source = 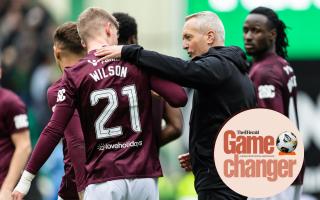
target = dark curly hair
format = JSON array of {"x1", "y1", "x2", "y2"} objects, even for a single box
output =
[
  {"x1": 250, "y1": 7, "x2": 289, "y2": 59},
  {"x1": 112, "y1": 12, "x2": 137, "y2": 45}
]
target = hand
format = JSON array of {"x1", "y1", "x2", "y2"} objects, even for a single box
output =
[
  {"x1": 0, "y1": 189, "x2": 13, "y2": 200},
  {"x1": 178, "y1": 153, "x2": 192, "y2": 172},
  {"x1": 95, "y1": 45, "x2": 123, "y2": 62},
  {"x1": 12, "y1": 170, "x2": 34, "y2": 200},
  {"x1": 11, "y1": 191, "x2": 24, "y2": 200}
]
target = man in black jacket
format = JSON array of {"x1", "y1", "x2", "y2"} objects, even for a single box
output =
[{"x1": 95, "y1": 11, "x2": 256, "y2": 200}]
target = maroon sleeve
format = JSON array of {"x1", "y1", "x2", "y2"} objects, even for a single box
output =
[
  {"x1": 150, "y1": 75, "x2": 187, "y2": 107},
  {"x1": 26, "y1": 72, "x2": 77, "y2": 174},
  {"x1": 26, "y1": 106, "x2": 74, "y2": 174},
  {"x1": 5, "y1": 95, "x2": 29, "y2": 134},
  {"x1": 64, "y1": 111, "x2": 86, "y2": 191},
  {"x1": 254, "y1": 67, "x2": 285, "y2": 113}
]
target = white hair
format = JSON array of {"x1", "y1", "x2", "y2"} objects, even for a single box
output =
[{"x1": 186, "y1": 11, "x2": 225, "y2": 43}]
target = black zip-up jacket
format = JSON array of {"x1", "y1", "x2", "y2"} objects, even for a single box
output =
[{"x1": 121, "y1": 45, "x2": 256, "y2": 192}]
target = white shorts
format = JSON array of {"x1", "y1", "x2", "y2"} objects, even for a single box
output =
[
  {"x1": 84, "y1": 178, "x2": 159, "y2": 200},
  {"x1": 248, "y1": 185, "x2": 302, "y2": 200}
]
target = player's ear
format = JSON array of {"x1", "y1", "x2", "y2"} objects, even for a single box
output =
[
  {"x1": 104, "y1": 22, "x2": 112, "y2": 37},
  {"x1": 207, "y1": 30, "x2": 215, "y2": 45},
  {"x1": 81, "y1": 39, "x2": 86, "y2": 48},
  {"x1": 53, "y1": 45, "x2": 60, "y2": 61},
  {"x1": 269, "y1": 28, "x2": 277, "y2": 42}
]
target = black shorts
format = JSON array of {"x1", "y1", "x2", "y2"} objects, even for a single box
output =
[{"x1": 198, "y1": 188, "x2": 247, "y2": 200}]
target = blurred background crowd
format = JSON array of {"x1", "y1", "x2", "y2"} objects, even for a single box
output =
[{"x1": 1, "y1": 0, "x2": 320, "y2": 199}]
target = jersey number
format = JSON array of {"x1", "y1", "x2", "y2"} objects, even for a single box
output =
[{"x1": 90, "y1": 85, "x2": 142, "y2": 139}]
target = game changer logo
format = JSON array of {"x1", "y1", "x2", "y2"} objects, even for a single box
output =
[{"x1": 214, "y1": 109, "x2": 304, "y2": 198}]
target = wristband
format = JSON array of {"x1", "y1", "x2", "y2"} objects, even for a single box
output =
[{"x1": 13, "y1": 170, "x2": 35, "y2": 195}]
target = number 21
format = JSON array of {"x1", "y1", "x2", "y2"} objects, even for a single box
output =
[{"x1": 90, "y1": 85, "x2": 141, "y2": 139}]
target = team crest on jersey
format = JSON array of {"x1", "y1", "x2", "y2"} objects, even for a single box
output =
[
  {"x1": 258, "y1": 85, "x2": 275, "y2": 99},
  {"x1": 56, "y1": 89, "x2": 66, "y2": 102},
  {"x1": 88, "y1": 59, "x2": 99, "y2": 66}
]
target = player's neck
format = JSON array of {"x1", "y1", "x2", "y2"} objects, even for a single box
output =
[
  {"x1": 253, "y1": 48, "x2": 275, "y2": 62},
  {"x1": 86, "y1": 38, "x2": 112, "y2": 52},
  {"x1": 59, "y1": 55, "x2": 82, "y2": 72}
]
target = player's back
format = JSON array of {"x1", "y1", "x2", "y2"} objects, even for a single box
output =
[{"x1": 61, "y1": 50, "x2": 162, "y2": 186}]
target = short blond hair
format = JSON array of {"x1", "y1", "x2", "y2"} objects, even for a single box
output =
[
  {"x1": 77, "y1": 7, "x2": 119, "y2": 43},
  {"x1": 186, "y1": 11, "x2": 225, "y2": 42}
]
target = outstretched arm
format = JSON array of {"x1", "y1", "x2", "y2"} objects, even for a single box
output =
[
  {"x1": 95, "y1": 45, "x2": 231, "y2": 89},
  {"x1": 26, "y1": 106, "x2": 74, "y2": 174}
]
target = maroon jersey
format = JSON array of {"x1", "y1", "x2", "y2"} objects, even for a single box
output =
[
  {"x1": 47, "y1": 79, "x2": 85, "y2": 198},
  {"x1": 26, "y1": 50, "x2": 187, "y2": 188},
  {"x1": 249, "y1": 52, "x2": 303, "y2": 184},
  {"x1": 0, "y1": 88, "x2": 29, "y2": 186},
  {"x1": 249, "y1": 52, "x2": 298, "y2": 125}
]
